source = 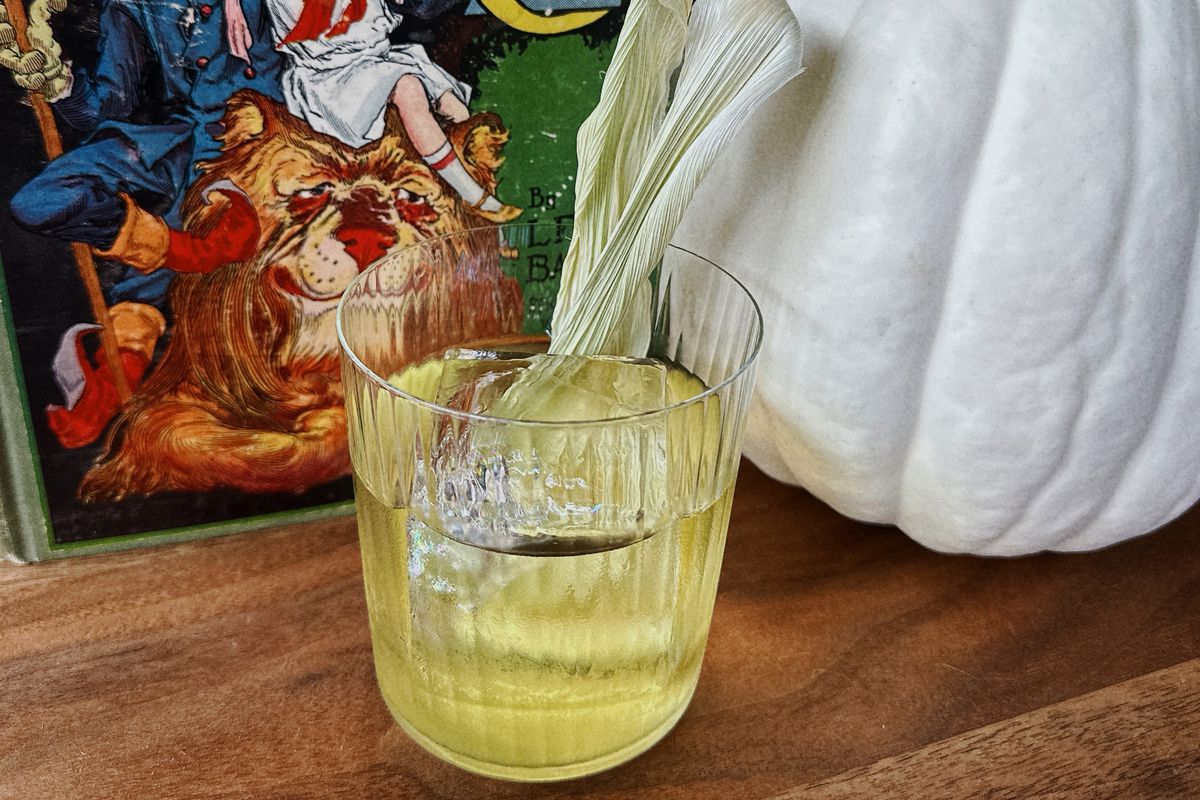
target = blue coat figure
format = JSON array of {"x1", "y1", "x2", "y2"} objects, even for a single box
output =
[
  {"x1": 8, "y1": 0, "x2": 284, "y2": 448},
  {"x1": 10, "y1": 0, "x2": 284, "y2": 306}
]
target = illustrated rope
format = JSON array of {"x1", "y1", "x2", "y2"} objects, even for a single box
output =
[{"x1": 0, "y1": 0, "x2": 69, "y2": 96}]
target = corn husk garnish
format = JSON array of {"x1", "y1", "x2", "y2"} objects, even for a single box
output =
[
  {"x1": 446, "y1": 0, "x2": 804, "y2": 425},
  {"x1": 550, "y1": 0, "x2": 805, "y2": 356}
]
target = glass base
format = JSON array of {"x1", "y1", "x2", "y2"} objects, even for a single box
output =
[{"x1": 385, "y1": 686, "x2": 697, "y2": 782}]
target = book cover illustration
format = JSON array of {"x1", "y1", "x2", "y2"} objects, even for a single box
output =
[{"x1": 0, "y1": 0, "x2": 622, "y2": 560}]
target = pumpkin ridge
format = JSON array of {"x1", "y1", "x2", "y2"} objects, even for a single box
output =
[
  {"x1": 893, "y1": 0, "x2": 1023, "y2": 546},
  {"x1": 1002, "y1": 1, "x2": 1146, "y2": 545},
  {"x1": 1055, "y1": 0, "x2": 1200, "y2": 550},
  {"x1": 1082, "y1": 232, "x2": 1198, "y2": 548}
]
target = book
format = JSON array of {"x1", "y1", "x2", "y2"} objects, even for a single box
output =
[{"x1": 0, "y1": 0, "x2": 623, "y2": 561}]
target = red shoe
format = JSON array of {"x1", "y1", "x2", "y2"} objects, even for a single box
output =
[{"x1": 46, "y1": 330, "x2": 150, "y2": 449}]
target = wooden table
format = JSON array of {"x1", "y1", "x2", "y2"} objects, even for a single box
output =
[{"x1": 2, "y1": 463, "x2": 1198, "y2": 799}]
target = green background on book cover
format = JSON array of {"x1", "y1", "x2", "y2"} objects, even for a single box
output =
[{"x1": 470, "y1": 32, "x2": 616, "y2": 333}]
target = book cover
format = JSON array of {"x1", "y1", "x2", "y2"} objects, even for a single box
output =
[{"x1": 0, "y1": 0, "x2": 621, "y2": 561}]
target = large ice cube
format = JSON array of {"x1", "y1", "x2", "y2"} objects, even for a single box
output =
[
  {"x1": 484, "y1": 353, "x2": 669, "y2": 422},
  {"x1": 397, "y1": 350, "x2": 718, "y2": 626},
  {"x1": 434, "y1": 348, "x2": 536, "y2": 414},
  {"x1": 432, "y1": 349, "x2": 671, "y2": 421},
  {"x1": 412, "y1": 351, "x2": 682, "y2": 553}
]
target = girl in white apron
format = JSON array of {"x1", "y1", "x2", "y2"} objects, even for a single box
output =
[{"x1": 223, "y1": 0, "x2": 520, "y2": 221}]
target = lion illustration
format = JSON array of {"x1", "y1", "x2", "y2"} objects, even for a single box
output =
[{"x1": 79, "y1": 90, "x2": 523, "y2": 502}]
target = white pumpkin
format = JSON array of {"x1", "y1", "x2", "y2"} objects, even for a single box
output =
[{"x1": 675, "y1": 0, "x2": 1200, "y2": 555}]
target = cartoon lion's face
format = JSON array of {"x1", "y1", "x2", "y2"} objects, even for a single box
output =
[
  {"x1": 187, "y1": 91, "x2": 512, "y2": 362},
  {"x1": 77, "y1": 92, "x2": 525, "y2": 503}
]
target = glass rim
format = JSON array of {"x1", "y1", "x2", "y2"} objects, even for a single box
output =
[{"x1": 335, "y1": 223, "x2": 763, "y2": 428}]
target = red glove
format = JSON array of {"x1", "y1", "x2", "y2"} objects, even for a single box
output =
[
  {"x1": 47, "y1": 345, "x2": 150, "y2": 449},
  {"x1": 165, "y1": 185, "x2": 261, "y2": 274}
]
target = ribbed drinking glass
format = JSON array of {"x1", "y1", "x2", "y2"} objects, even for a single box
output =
[{"x1": 337, "y1": 224, "x2": 762, "y2": 781}]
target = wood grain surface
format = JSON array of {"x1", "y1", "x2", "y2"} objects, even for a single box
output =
[
  {"x1": 784, "y1": 659, "x2": 1200, "y2": 800},
  {"x1": 2, "y1": 462, "x2": 1198, "y2": 800}
]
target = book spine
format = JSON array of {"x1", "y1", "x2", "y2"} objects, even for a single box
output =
[
  {"x1": 0, "y1": 278, "x2": 49, "y2": 563},
  {"x1": 0, "y1": 487, "x2": 14, "y2": 562}
]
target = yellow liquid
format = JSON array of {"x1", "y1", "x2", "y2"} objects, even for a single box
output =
[{"x1": 352, "y1": 357, "x2": 734, "y2": 781}]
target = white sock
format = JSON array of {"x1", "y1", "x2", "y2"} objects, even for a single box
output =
[{"x1": 423, "y1": 141, "x2": 501, "y2": 211}]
